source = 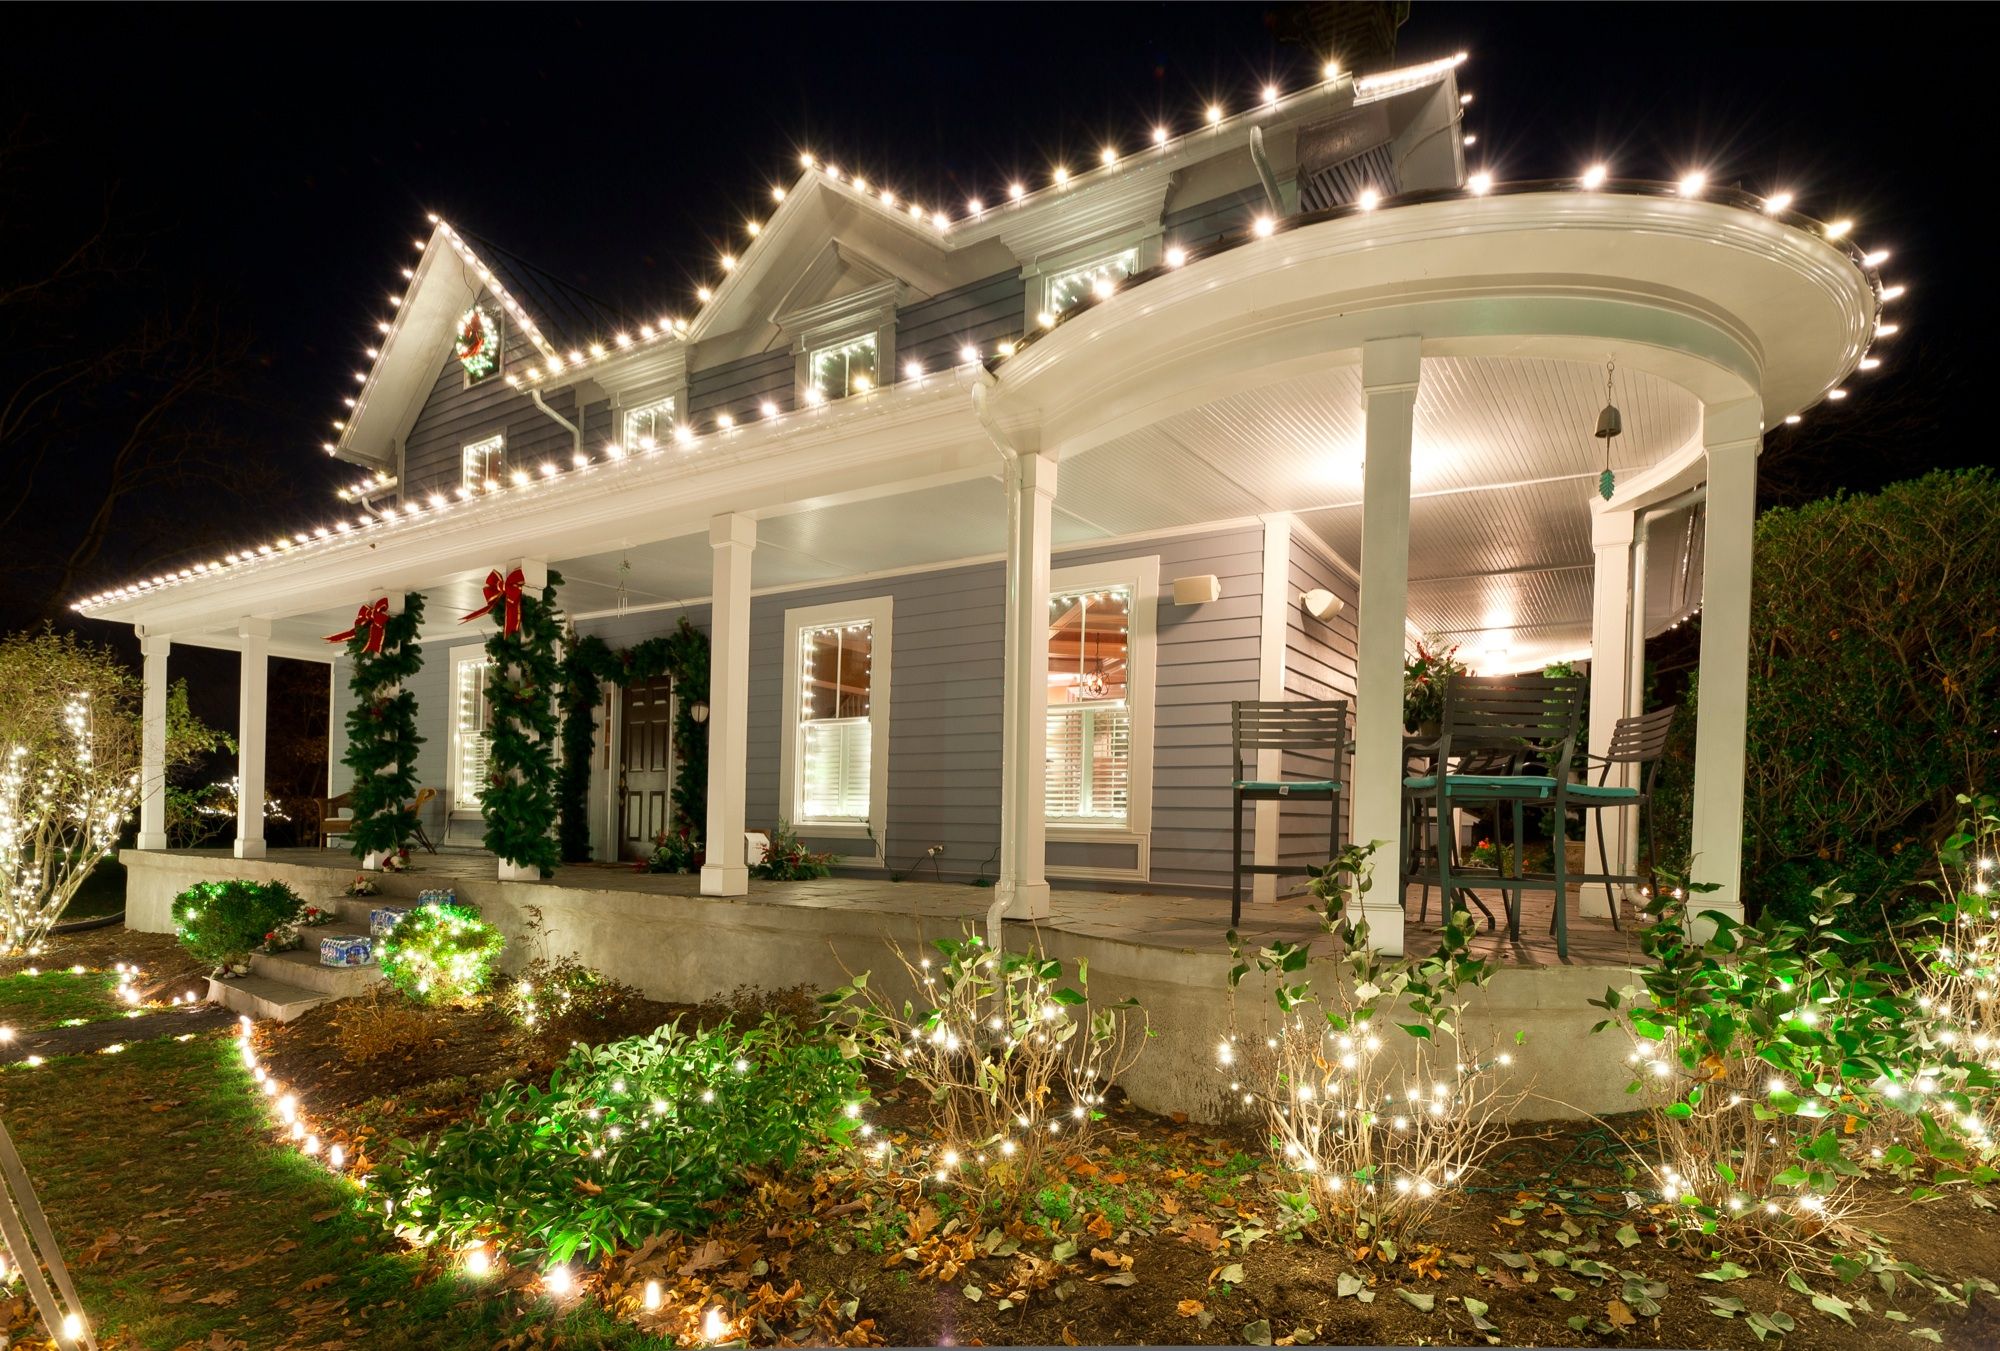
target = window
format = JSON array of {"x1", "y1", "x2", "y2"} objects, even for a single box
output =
[
  {"x1": 462, "y1": 433, "x2": 505, "y2": 490},
  {"x1": 451, "y1": 650, "x2": 495, "y2": 813},
  {"x1": 622, "y1": 396, "x2": 676, "y2": 449},
  {"x1": 781, "y1": 597, "x2": 893, "y2": 841},
  {"x1": 1045, "y1": 248, "x2": 1139, "y2": 317},
  {"x1": 1046, "y1": 587, "x2": 1133, "y2": 825},
  {"x1": 807, "y1": 334, "x2": 879, "y2": 400}
]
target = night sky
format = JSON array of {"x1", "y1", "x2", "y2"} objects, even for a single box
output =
[{"x1": 3, "y1": 2, "x2": 1984, "y2": 629}]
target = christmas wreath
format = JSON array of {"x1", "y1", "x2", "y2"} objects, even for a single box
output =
[{"x1": 456, "y1": 306, "x2": 499, "y2": 381}]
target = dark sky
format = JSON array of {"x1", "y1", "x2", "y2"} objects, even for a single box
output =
[{"x1": 3, "y1": 1, "x2": 1985, "y2": 615}]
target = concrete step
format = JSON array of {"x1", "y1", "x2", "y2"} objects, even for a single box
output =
[
  {"x1": 249, "y1": 946, "x2": 386, "y2": 998},
  {"x1": 332, "y1": 896, "x2": 413, "y2": 929},
  {"x1": 209, "y1": 973, "x2": 331, "y2": 1023}
]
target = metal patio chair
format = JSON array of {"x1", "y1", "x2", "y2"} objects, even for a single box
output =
[
  {"x1": 1567, "y1": 705, "x2": 1678, "y2": 922},
  {"x1": 1229, "y1": 699, "x2": 1349, "y2": 928},
  {"x1": 1403, "y1": 671, "x2": 1586, "y2": 959}
]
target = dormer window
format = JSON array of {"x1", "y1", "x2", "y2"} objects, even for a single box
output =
[
  {"x1": 623, "y1": 396, "x2": 677, "y2": 449},
  {"x1": 462, "y1": 433, "x2": 505, "y2": 490},
  {"x1": 807, "y1": 334, "x2": 879, "y2": 400},
  {"x1": 1044, "y1": 248, "x2": 1139, "y2": 317}
]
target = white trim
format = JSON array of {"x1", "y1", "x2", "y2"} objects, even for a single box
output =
[
  {"x1": 1253, "y1": 514, "x2": 1292, "y2": 904},
  {"x1": 1045, "y1": 554, "x2": 1157, "y2": 881},
  {"x1": 462, "y1": 432, "x2": 505, "y2": 490},
  {"x1": 446, "y1": 644, "x2": 494, "y2": 819},
  {"x1": 779, "y1": 595, "x2": 893, "y2": 857}
]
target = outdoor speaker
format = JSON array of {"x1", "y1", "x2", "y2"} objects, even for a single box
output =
[{"x1": 1172, "y1": 574, "x2": 1222, "y2": 605}]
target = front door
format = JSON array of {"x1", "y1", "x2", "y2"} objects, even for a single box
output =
[{"x1": 619, "y1": 678, "x2": 674, "y2": 861}]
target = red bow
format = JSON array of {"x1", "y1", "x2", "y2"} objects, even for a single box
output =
[
  {"x1": 462, "y1": 567, "x2": 525, "y2": 635},
  {"x1": 326, "y1": 597, "x2": 391, "y2": 654}
]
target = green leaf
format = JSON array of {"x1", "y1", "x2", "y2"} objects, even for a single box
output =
[
  {"x1": 1549, "y1": 1287, "x2": 1577, "y2": 1302},
  {"x1": 1052, "y1": 1239, "x2": 1078, "y2": 1262},
  {"x1": 1241, "y1": 1319, "x2": 1274, "y2": 1346},
  {"x1": 1811, "y1": 1293, "x2": 1855, "y2": 1326},
  {"x1": 1614, "y1": 1224, "x2": 1641, "y2": 1248},
  {"x1": 1395, "y1": 1289, "x2": 1435, "y2": 1313},
  {"x1": 1700, "y1": 1262, "x2": 1751, "y2": 1282},
  {"x1": 1336, "y1": 1272, "x2": 1367, "y2": 1299},
  {"x1": 1219, "y1": 1263, "x2": 1245, "y2": 1285}
]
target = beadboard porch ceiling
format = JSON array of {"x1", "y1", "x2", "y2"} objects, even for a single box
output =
[{"x1": 250, "y1": 353, "x2": 1704, "y2": 669}]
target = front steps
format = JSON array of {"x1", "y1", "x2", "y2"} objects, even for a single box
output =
[{"x1": 207, "y1": 895, "x2": 411, "y2": 1022}]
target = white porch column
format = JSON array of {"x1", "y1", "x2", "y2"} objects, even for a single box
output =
[
  {"x1": 996, "y1": 451, "x2": 1058, "y2": 920},
  {"x1": 136, "y1": 630, "x2": 170, "y2": 851},
  {"x1": 1583, "y1": 507, "x2": 1637, "y2": 918},
  {"x1": 1252, "y1": 514, "x2": 1293, "y2": 905},
  {"x1": 700, "y1": 514, "x2": 756, "y2": 898},
  {"x1": 1351, "y1": 336, "x2": 1422, "y2": 954},
  {"x1": 233, "y1": 618, "x2": 271, "y2": 860},
  {"x1": 1688, "y1": 397, "x2": 1762, "y2": 929}
]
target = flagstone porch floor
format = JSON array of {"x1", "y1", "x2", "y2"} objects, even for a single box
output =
[{"x1": 172, "y1": 847, "x2": 1641, "y2": 967}]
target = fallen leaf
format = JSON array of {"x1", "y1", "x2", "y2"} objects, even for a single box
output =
[
  {"x1": 1178, "y1": 1299, "x2": 1206, "y2": 1317},
  {"x1": 300, "y1": 1273, "x2": 337, "y2": 1292},
  {"x1": 1090, "y1": 1246, "x2": 1133, "y2": 1271},
  {"x1": 1396, "y1": 1289, "x2": 1435, "y2": 1313},
  {"x1": 195, "y1": 1289, "x2": 239, "y2": 1306},
  {"x1": 1607, "y1": 1298, "x2": 1638, "y2": 1329},
  {"x1": 1241, "y1": 1318, "x2": 1273, "y2": 1345}
]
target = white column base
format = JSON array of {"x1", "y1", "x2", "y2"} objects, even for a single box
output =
[
  {"x1": 233, "y1": 839, "x2": 267, "y2": 860},
  {"x1": 135, "y1": 832, "x2": 168, "y2": 852},
  {"x1": 498, "y1": 859, "x2": 541, "y2": 883},
  {"x1": 997, "y1": 879, "x2": 1052, "y2": 921},
  {"x1": 700, "y1": 863, "x2": 749, "y2": 897}
]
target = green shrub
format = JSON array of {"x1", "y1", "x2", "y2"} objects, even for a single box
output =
[
  {"x1": 752, "y1": 818, "x2": 835, "y2": 881},
  {"x1": 377, "y1": 1015, "x2": 866, "y2": 1261},
  {"x1": 1737, "y1": 468, "x2": 2000, "y2": 927},
  {"x1": 376, "y1": 900, "x2": 503, "y2": 1005},
  {"x1": 170, "y1": 878, "x2": 306, "y2": 969}
]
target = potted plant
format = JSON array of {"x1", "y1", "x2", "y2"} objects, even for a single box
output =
[{"x1": 1403, "y1": 640, "x2": 1465, "y2": 735}]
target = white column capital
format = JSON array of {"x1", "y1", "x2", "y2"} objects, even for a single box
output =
[
  {"x1": 1701, "y1": 396, "x2": 1764, "y2": 451},
  {"x1": 136, "y1": 627, "x2": 172, "y2": 657},
  {"x1": 709, "y1": 513, "x2": 757, "y2": 551},
  {"x1": 1015, "y1": 450, "x2": 1059, "y2": 498},
  {"x1": 507, "y1": 557, "x2": 550, "y2": 589},
  {"x1": 1361, "y1": 335, "x2": 1423, "y2": 392},
  {"x1": 236, "y1": 616, "x2": 273, "y2": 641},
  {"x1": 1590, "y1": 505, "x2": 1637, "y2": 548}
]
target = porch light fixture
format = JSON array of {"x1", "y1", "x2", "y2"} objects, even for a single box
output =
[
  {"x1": 1825, "y1": 219, "x2": 1853, "y2": 238},
  {"x1": 1262, "y1": 84, "x2": 1279, "y2": 106},
  {"x1": 1100, "y1": 146, "x2": 1118, "y2": 167},
  {"x1": 1827, "y1": 387, "x2": 1849, "y2": 399},
  {"x1": 1053, "y1": 166, "x2": 1070, "y2": 187},
  {"x1": 1009, "y1": 182, "x2": 1025, "y2": 201},
  {"x1": 1677, "y1": 171, "x2": 1707, "y2": 196},
  {"x1": 1468, "y1": 171, "x2": 1493, "y2": 195},
  {"x1": 1581, "y1": 163, "x2": 1608, "y2": 189},
  {"x1": 1324, "y1": 61, "x2": 1341, "y2": 80},
  {"x1": 1763, "y1": 190, "x2": 1794, "y2": 213},
  {"x1": 1253, "y1": 215, "x2": 1276, "y2": 236},
  {"x1": 959, "y1": 344, "x2": 978, "y2": 363},
  {"x1": 1784, "y1": 414, "x2": 1802, "y2": 425},
  {"x1": 1357, "y1": 188, "x2": 1381, "y2": 211},
  {"x1": 1863, "y1": 248, "x2": 1890, "y2": 266},
  {"x1": 1206, "y1": 103, "x2": 1223, "y2": 126},
  {"x1": 1859, "y1": 356, "x2": 1881, "y2": 370},
  {"x1": 1880, "y1": 284, "x2": 1906, "y2": 301},
  {"x1": 1153, "y1": 125, "x2": 1170, "y2": 145},
  {"x1": 689, "y1": 698, "x2": 710, "y2": 724},
  {"x1": 1165, "y1": 245, "x2": 1188, "y2": 267}
]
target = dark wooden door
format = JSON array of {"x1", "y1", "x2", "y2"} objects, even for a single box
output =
[{"x1": 619, "y1": 679, "x2": 675, "y2": 860}]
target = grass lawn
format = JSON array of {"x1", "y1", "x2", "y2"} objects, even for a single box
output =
[
  {"x1": 1, "y1": 1031, "x2": 670, "y2": 1350},
  {"x1": 0, "y1": 968, "x2": 130, "y2": 1034}
]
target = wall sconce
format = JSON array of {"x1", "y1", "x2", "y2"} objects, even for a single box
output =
[
  {"x1": 688, "y1": 698, "x2": 710, "y2": 724},
  {"x1": 1172, "y1": 575, "x2": 1222, "y2": 605},
  {"x1": 1301, "y1": 588, "x2": 1344, "y2": 621}
]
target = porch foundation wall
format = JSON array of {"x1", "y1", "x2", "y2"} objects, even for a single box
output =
[{"x1": 124, "y1": 849, "x2": 1637, "y2": 1123}]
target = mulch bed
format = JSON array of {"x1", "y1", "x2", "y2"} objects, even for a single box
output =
[{"x1": 244, "y1": 992, "x2": 2000, "y2": 1350}]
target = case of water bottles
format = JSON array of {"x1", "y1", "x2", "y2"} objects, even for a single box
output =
[{"x1": 319, "y1": 934, "x2": 373, "y2": 967}]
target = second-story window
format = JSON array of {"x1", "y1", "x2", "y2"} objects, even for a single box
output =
[
  {"x1": 1045, "y1": 248, "x2": 1139, "y2": 316},
  {"x1": 622, "y1": 396, "x2": 676, "y2": 449},
  {"x1": 808, "y1": 334, "x2": 879, "y2": 400},
  {"x1": 462, "y1": 433, "x2": 505, "y2": 491}
]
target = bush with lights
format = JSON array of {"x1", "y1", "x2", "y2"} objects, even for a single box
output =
[
  {"x1": 1222, "y1": 843, "x2": 1520, "y2": 1250},
  {"x1": 376, "y1": 1014, "x2": 866, "y2": 1262},
  {"x1": 375, "y1": 899, "x2": 504, "y2": 1005},
  {"x1": 1907, "y1": 792, "x2": 2000, "y2": 1146},
  {"x1": 1591, "y1": 873, "x2": 1996, "y2": 1265},
  {"x1": 170, "y1": 878, "x2": 311, "y2": 971},
  {"x1": 823, "y1": 928, "x2": 1148, "y2": 1213},
  {"x1": 500, "y1": 906, "x2": 642, "y2": 1041}
]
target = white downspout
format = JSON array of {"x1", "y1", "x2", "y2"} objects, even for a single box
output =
[
  {"x1": 530, "y1": 388, "x2": 584, "y2": 459},
  {"x1": 971, "y1": 379, "x2": 1018, "y2": 959}
]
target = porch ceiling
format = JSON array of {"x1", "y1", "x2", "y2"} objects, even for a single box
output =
[{"x1": 235, "y1": 352, "x2": 1700, "y2": 669}]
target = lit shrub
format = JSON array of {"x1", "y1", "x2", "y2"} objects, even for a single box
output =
[
  {"x1": 377, "y1": 1015, "x2": 866, "y2": 1261},
  {"x1": 376, "y1": 899, "x2": 503, "y2": 1005},
  {"x1": 500, "y1": 905, "x2": 642, "y2": 1042},
  {"x1": 1592, "y1": 877, "x2": 1997, "y2": 1263},
  {"x1": 823, "y1": 928, "x2": 1148, "y2": 1212},
  {"x1": 1223, "y1": 844, "x2": 1519, "y2": 1250},
  {"x1": 170, "y1": 878, "x2": 307, "y2": 970},
  {"x1": 1908, "y1": 792, "x2": 2000, "y2": 1149}
]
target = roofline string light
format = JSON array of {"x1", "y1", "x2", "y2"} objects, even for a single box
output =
[{"x1": 74, "y1": 58, "x2": 1903, "y2": 615}]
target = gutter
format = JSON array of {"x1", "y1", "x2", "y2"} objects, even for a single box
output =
[{"x1": 529, "y1": 388, "x2": 584, "y2": 460}]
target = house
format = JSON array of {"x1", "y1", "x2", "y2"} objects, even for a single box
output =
[{"x1": 76, "y1": 52, "x2": 1885, "y2": 959}]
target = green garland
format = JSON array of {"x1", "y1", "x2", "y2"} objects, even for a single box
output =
[
  {"x1": 341, "y1": 593, "x2": 426, "y2": 861},
  {"x1": 478, "y1": 572, "x2": 564, "y2": 876},
  {"x1": 558, "y1": 618, "x2": 709, "y2": 862}
]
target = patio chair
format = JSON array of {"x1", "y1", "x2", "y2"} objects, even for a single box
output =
[
  {"x1": 316, "y1": 791, "x2": 354, "y2": 849},
  {"x1": 1403, "y1": 671, "x2": 1586, "y2": 959},
  {"x1": 408, "y1": 786, "x2": 440, "y2": 854},
  {"x1": 1229, "y1": 699, "x2": 1349, "y2": 928},
  {"x1": 1567, "y1": 705, "x2": 1678, "y2": 923}
]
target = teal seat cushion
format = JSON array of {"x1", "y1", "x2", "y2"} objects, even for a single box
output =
[
  {"x1": 1403, "y1": 773, "x2": 1558, "y2": 799},
  {"x1": 1569, "y1": 782, "x2": 1640, "y2": 802},
  {"x1": 1232, "y1": 779, "x2": 1340, "y2": 793}
]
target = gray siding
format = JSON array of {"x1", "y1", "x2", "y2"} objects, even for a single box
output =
[
  {"x1": 1163, "y1": 185, "x2": 1267, "y2": 253},
  {"x1": 400, "y1": 290, "x2": 581, "y2": 501},
  {"x1": 688, "y1": 350, "x2": 795, "y2": 423},
  {"x1": 328, "y1": 631, "x2": 494, "y2": 847},
  {"x1": 895, "y1": 273, "x2": 1023, "y2": 372},
  {"x1": 1280, "y1": 535, "x2": 1361, "y2": 874}
]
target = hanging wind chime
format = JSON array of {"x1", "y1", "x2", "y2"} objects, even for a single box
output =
[{"x1": 1595, "y1": 358, "x2": 1622, "y2": 501}]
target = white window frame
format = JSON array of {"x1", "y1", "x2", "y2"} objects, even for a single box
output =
[
  {"x1": 1021, "y1": 231, "x2": 1158, "y2": 327},
  {"x1": 621, "y1": 395, "x2": 677, "y2": 450},
  {"x1": 779, "y1": 279, "x2": 901, "y2": 407},
  {"x1": 780, "y1": 596, "x2": 893, "y2": 848},
  {"x1": 1041, "y1": 247, "x2": 1140, "y2": 318},
  {"x1": 1045, "y1": 555, "x2": 1158, "y2": 880},
  {"x1": 447, "y1": 644, "x2": 496, "y2": 819},
  {"x1": 461, "y1": 433, "x2": 505, "y2": 490},
  {"x1": 805, "y1": 333, "x2": 881, "y2": 400}
]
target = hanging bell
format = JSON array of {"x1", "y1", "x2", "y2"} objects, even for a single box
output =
[{"x1": 1594, "y1": 403, "x2": 1623, "y2": 440}]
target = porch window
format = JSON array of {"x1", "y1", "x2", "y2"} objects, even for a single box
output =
[
  {"x1": 622, "y1": 396, "x2": 676, "y2": 449},
  {"x1": 1046, "y1": 586, "x2": 1133, "y2": 825},
  {"x1": 782, "y1": 597, "x2": 893, "y2": 841},
  {"x1": 1045, "y1": 248, "x2": 1138, "y2": 317},
  {"x1": 462, "y1": 433, "x2": 505, "y2": 490},
  {"x1": 451, "y1": 652, "x2": 494, "y2": 813},
  {"x1": 807, "y1": 334, "x2": 879, "y2": 400}
]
